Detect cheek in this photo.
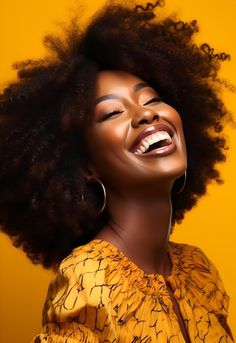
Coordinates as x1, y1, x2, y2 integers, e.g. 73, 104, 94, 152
94, 127, 123, 150
166, 106, 185, 140
177, 116, 186, 147
163, 105, 187, 157
86, 122, 127, 166
176, 117, 187, 164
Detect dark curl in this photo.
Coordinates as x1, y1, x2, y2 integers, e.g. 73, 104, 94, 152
0, 1, 232, 268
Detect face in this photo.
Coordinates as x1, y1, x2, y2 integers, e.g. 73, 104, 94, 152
84, 70, 187, 196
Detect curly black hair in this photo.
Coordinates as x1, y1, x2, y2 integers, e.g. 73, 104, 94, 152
0, 1, 232, 268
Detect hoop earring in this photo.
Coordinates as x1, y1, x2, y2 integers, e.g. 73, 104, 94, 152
83, 176, 107, 214
172, 170, 187, 195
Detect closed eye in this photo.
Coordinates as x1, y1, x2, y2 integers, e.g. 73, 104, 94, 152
144, 97, 162, 106
101, 109, 124, 121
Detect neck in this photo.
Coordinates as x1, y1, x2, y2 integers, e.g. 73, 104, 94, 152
95, 192, 173, 278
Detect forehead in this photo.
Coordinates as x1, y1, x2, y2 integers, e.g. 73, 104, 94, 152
95, 70, 145, 95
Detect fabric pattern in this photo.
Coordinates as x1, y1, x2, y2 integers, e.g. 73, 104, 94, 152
32, 239, 234, 342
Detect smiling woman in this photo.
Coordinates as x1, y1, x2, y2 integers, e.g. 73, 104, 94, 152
86, 70, 187, 199
0, 1, 235, 342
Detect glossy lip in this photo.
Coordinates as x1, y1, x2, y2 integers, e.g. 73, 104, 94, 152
129, 123, 175, 153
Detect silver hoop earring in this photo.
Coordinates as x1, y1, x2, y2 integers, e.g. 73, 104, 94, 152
83, 176, 107, 214
172, 171, 187, 195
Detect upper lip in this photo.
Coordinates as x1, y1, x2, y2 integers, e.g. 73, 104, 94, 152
129, 123, 175, 152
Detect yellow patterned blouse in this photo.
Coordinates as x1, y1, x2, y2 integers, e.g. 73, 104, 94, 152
32, 239, 234, 342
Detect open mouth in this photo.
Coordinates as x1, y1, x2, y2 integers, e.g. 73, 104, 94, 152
133, 130, 173, 155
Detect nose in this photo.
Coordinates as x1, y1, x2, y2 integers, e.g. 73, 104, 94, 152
131, 107, 159, 128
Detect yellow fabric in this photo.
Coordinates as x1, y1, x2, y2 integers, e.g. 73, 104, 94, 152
32, 240, 234, 342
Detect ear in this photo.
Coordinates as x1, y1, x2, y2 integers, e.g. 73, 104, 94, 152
81, 164, 100, 181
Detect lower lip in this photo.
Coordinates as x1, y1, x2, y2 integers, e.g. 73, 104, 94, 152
133, 140, 176, 157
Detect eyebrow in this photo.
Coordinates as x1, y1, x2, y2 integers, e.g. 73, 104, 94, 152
94, 82, 150, 105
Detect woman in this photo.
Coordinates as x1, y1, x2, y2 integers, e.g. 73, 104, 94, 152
0, 1, 234, 342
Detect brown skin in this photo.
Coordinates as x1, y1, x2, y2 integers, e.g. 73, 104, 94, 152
84, 70, 187, 276
85, 70, 189, 341
85, 71, 190, 342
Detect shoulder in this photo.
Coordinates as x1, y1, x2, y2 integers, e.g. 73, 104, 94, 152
169, 241, 230, 315
43, 240, 112, 324
34, 240, 115, 342
169, 241, 224, 277
169, 241, 216, 267
47, 240, 110, 297
58, 239, 110, 282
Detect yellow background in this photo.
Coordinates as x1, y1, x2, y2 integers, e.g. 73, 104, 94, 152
0, 0, 235, 342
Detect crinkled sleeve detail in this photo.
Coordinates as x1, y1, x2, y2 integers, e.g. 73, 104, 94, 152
191, 245, 234, 340
31, 322, 99, 343
192, 246, 229, 312
31, 247, 115, 342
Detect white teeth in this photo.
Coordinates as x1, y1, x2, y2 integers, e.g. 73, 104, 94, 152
140, 146, 146, 153
134, 130, 172, 154
147, 137, 154, 145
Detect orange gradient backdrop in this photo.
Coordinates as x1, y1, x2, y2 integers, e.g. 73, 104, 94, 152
0, 1, 235, 342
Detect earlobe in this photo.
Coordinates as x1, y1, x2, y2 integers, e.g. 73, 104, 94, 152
81, 165, 100, 182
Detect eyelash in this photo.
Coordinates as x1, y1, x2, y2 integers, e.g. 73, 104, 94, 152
144, 96, 162, 105
102, 109, 124, 120
102, 97, 162, 120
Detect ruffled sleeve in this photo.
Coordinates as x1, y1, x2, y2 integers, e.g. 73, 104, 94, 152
192, 246, 230, 314
169, 242, 234, 341
31, 246, 116, 343
192, 245, 234, 340
32, 322, 99, 343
